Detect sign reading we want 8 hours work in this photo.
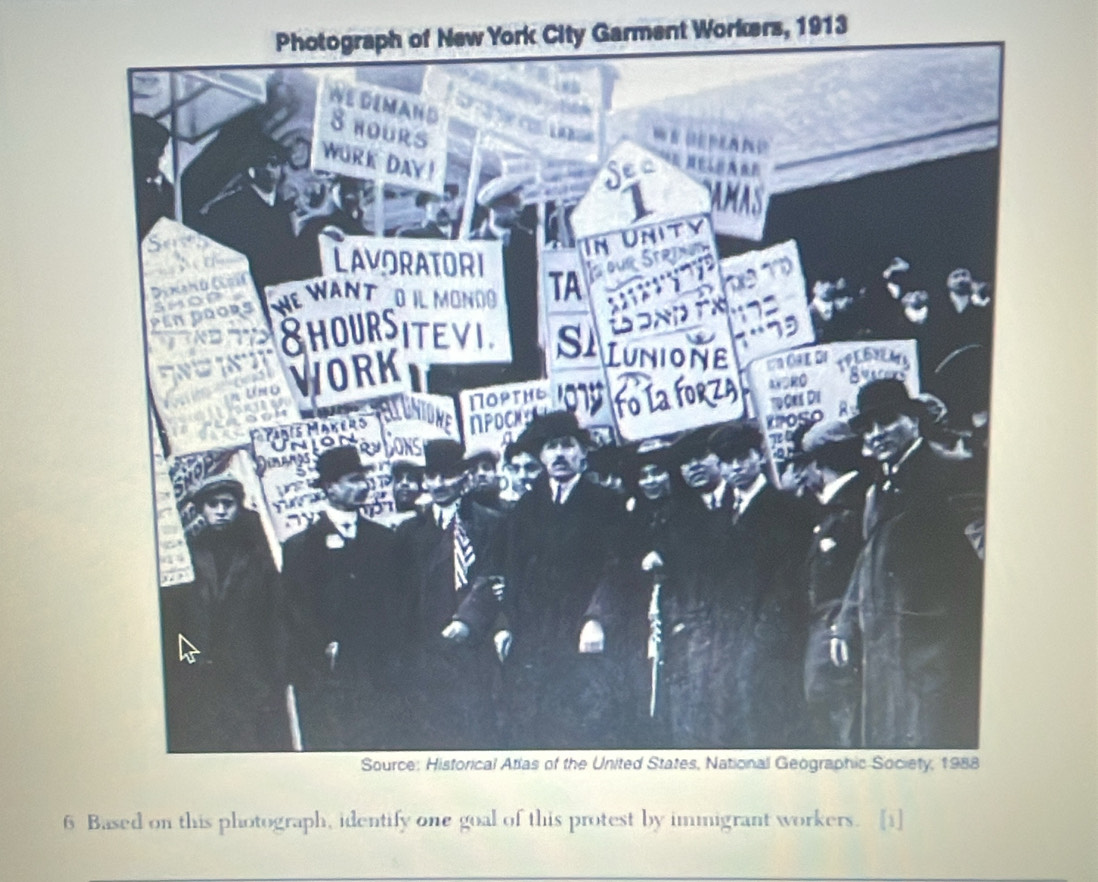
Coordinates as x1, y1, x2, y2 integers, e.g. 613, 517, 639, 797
571, 140, 744, 440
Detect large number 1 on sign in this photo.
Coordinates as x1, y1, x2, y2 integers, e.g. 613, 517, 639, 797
626, 181, 652, 224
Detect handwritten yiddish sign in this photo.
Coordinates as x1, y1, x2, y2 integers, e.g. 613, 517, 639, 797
422, 62, 603, 162
374, 392, 461, 464
312, 75, 448, 194
262, 273, 409, 411
250, 412, 394, 542
142, 220, 297, 455
320, 235, 509, 365
459, 380, 551, 454
540, 248, 612, 429
152, 429, 194, 588
746, 339, 920, 475
720, 239, 814, 370
640, 115, 773, 240
572, 141, 744, 440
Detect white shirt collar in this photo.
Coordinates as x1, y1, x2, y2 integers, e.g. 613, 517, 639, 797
701, 480, 727, 510
325, 504, 358, 538
733, 473, 767, 512
433, 502, 459, 529
550, 474, 581, 505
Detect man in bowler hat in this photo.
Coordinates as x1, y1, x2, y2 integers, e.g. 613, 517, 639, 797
393, 440, 505, 748
279, 446, 400, 750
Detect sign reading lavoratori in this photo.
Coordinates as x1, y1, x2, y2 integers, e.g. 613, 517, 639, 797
320, 234, 510, 365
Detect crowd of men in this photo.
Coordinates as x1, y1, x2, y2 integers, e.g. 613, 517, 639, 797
162, 377, 986, 753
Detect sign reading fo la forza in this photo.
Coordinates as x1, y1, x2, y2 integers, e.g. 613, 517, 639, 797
572, 140, 744, 440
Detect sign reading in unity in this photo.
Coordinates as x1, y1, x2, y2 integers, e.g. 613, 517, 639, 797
142, 220, 297, 455
572, 141, 745, 440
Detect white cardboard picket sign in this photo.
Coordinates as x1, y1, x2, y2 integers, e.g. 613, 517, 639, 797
459, 379, 551, 455
262, 273, 410, 411
312, 75, 449, 195
422, 62, 603, 163
249, 411, 394, 543
572, 141, 744, 440
142, 219, 297, 455
319, 234, 510, 365
374, 392, 461, 465
746, 338, 921, 479
539, 248, 613, 430
721, 239, 815, 371
638, 115, 774, 240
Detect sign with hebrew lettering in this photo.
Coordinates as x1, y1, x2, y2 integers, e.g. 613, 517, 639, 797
720, 239, 814, 369
249, 412, 393, 542
572, 142, 744, 439
142, 220, 297, 455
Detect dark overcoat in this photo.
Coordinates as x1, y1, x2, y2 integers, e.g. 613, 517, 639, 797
161, 509, 287, 752
834, 442, 984, 747
279, 512, 402, 750
392, 498, 504, 748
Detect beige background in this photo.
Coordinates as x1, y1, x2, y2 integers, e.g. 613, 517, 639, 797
0, 0, 1094, 879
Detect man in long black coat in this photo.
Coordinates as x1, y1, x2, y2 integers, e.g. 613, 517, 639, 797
280, 446, 402, 750
393, 440, 504, 749
162, 475, 287, 752
455, 411, 631, 749
832, 379, 984, 748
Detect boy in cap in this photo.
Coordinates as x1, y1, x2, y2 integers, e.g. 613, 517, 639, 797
279, 446, 401, 750
162, 472, 286, 751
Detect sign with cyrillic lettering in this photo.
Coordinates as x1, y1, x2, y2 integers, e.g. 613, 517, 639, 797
459, 380, 551, 454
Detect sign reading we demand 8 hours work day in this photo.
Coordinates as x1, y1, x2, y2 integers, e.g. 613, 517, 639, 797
571, 140, 745, 440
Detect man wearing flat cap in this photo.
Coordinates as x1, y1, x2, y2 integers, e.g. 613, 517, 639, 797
832, 378, 984, 747
706, 420, 812, 747
456, 411, 631, 748
279, 445, 401, 750
162, 472, 287, 751
792, 420, 871, 747
393, 439, 505, 748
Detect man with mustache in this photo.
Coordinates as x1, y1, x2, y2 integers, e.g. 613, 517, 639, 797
831, 379, 984, 747
455, 411, 630, 748
279, 446, 401, 750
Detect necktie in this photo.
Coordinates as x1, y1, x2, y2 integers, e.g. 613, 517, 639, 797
554, 483, 564, 505
453, 513, 475, 592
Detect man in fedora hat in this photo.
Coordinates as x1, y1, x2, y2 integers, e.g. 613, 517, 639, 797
393, 439, 505, 748
162, 472, 287, 752
279, 445, 401, 750
831, 378, 984, 748
456, 411, 631, 748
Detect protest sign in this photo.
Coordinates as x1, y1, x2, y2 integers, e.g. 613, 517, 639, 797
540, 248, 613, 429
572, 141, 744, 440
262, 273, 409, 411
459, 380, 551, 454
374, 392, 461, 464
639, 115, 773, 240
320, 234, 510, 365
312, 75, 448, 195
249, 411, 393, 543
152, 428, 194, 588
422, 62, 603, 162
142, 219, 297, 455
746, 339, 920, 477
721, 239, 814, 369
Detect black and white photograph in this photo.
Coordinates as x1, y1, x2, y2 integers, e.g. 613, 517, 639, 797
133, 44, 998, 753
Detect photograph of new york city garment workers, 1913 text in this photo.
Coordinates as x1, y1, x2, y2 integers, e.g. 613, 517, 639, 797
132, 43, 998, 754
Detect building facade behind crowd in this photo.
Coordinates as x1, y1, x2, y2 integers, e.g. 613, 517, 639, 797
146, 67, 992, 753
